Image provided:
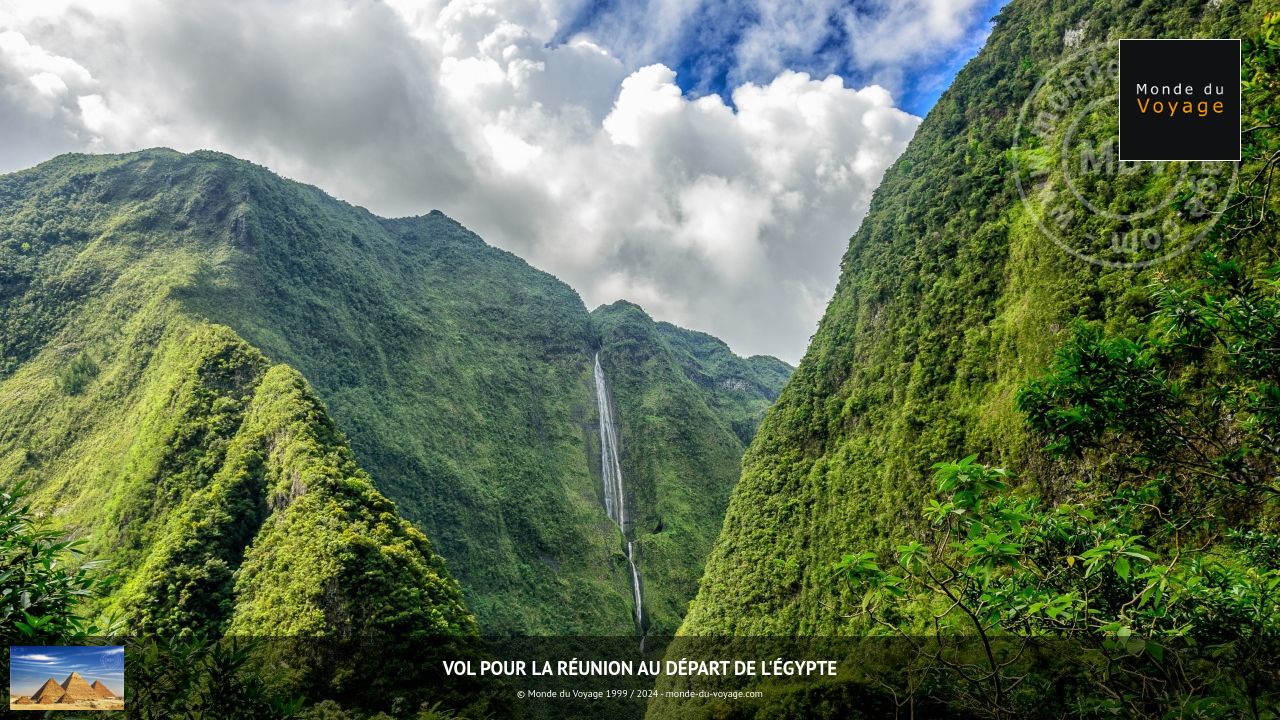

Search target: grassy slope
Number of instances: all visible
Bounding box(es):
[681,0,1279,635]
[0,150,788,635]
[0,299,474,636]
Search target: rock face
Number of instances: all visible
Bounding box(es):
[58,671,100,703]
[30,678,65,704]
[91,680,118,699]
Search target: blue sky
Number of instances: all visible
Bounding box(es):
[9,646,125,697]
[0,0,1008,363]
[555,0,1009,115]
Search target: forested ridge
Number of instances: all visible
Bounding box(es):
[0,149,789,640]
[652,2,1280,716]
[684,0,1280,637]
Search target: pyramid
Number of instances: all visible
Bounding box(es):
[13,696,33,704]
[90,680,117,699]
[30,678,65,704]
[58,671,100,703]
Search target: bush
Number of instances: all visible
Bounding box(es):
[835,250,1280,717]
[0,481,119,643]
[57,350,99,395]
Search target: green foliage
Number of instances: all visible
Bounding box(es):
[654,318,790,445]
[838,457,1279,717]
[0,146,780,637]
[1019,262,1280,508]
[831,197,1280,716]
[294,701,354,720]
[0,147,616,633]
[227,366,476,638]
[57,350,98,395]
[0,481,120,642]
[127,635,304,720]
[683,0,1280,637]
[296,700,467,720]
[592,302,789,634]
[1034,254,1278,537]
[1238,11,1280,233]
[79,327,478,640]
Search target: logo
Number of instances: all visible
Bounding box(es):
[1119,39,1241,161]
[1013,42,1238,268]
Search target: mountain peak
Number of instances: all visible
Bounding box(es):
[1,142,787,641]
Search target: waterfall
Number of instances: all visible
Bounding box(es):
[593,353,646,640]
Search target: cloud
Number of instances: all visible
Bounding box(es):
[559,0,999,108]
[12,652,57,662]
[514,66,917,360]
[0,0,923,363]
[836,0,995,95]
[0,27,99,169]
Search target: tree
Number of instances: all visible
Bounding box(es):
[0,481,120,643]
[833,257,1280,717]
[127,635,304,720]
[836,451,1279,718]
[834,18,1280,717]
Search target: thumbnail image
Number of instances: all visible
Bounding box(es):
[9,646,123,712]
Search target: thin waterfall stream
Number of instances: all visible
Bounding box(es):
[593,353,646,644]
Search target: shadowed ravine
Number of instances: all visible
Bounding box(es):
[593,353,647,646]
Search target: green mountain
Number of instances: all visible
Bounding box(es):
[0,307,476,639]
[681,0,1280,636]
[592,301,790,633]
[654,319,793,448]
[0,149,789,636]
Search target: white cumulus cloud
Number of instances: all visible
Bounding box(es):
[0,0,923,363]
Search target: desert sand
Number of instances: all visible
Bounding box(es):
[10,694,124,711]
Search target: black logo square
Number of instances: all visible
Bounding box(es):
[1119,39,1240,161]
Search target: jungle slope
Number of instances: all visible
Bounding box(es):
[680,0,1279,635]
[0,149,789,635]
[0,307,475,637]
